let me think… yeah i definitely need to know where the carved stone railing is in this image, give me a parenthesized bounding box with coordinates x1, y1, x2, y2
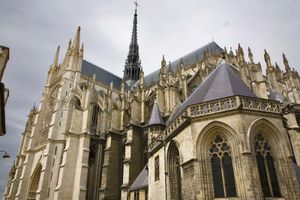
(240, 96, 281, 113)
(148, 96, 281, 153)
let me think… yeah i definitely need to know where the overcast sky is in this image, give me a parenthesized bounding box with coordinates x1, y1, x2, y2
(0, 0, 300, 197)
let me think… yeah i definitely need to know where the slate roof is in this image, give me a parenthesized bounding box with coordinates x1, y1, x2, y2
(269, 90, 284, 103)
(144, 41, 223, 86)
(129, 165, 148, 191)
(170, 62, 257, 121)
(148, 102, 165, 126)
(81, 60, 122, 90)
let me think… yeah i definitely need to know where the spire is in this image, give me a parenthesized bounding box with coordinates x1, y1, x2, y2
(72, 26, 81, 50)
(52, 46, 60, 67)
(148, 100, 165, 126)
(282, 53, 291, 72)
(123, 4, 141, 84)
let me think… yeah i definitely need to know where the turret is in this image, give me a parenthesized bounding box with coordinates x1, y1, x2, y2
(147, 100, 165, 145)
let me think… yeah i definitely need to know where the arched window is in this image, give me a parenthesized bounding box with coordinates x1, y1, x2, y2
(168, 141, 182, 200)
(254, 134, 281, 197)
(209, 135, 236, 198)
(90, 104, 100, 133)
(72, 96, 81, 110)
(27, 164, 42, 200)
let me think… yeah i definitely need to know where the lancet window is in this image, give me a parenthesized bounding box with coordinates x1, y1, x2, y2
(209, 135, 237, 198)
(27, 164, 42, 200)
(168, 141, 182, 200)
(90, 104, 100, 134)
(254, 134, 281, 197)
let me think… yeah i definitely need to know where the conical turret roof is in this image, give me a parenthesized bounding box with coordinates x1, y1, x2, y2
(148, 102, 165, 126)
(171, 62, 257, 121)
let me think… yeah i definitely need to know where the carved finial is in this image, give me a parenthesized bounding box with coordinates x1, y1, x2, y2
(32, 102, 37, 112)
(68, 39, 72, 50)
(264, 49, 272, 68)
(161, 55, 166, 67)
(282, 53, 291, 72)
(248, 47, 254, 63)
(264, 49, 269, 61)
(179, 58, 184, 67)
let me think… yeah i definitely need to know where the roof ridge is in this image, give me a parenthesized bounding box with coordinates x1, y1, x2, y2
(174, 41, 220, 60)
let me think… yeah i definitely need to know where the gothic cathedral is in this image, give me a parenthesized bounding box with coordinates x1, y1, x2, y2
(4, 6, 300, 200)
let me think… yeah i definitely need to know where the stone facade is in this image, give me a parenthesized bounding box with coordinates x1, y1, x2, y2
(3, 7, 300, 200)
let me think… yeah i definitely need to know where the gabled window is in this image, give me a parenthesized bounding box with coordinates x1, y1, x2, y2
(155, 156, 159, 181)
(209, 135, 237, 198)
(254, 134, 281, 197)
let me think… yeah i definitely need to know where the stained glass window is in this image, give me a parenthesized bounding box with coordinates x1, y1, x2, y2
(209, 135, 237, 198)
(254, 134, 281, 197)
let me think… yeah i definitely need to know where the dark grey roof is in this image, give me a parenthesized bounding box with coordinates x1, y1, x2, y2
(269, 90, 284, 103)
(129, 165, 148, 190)
(144, 41, 223, 86)
(171, 62, 257, 121)
(148, 102, 165, 126)
(81, 60, 122, 90)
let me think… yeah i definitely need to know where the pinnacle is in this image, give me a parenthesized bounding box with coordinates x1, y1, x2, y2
(72, 26, 81, 50)
(52, 46, 60, 67)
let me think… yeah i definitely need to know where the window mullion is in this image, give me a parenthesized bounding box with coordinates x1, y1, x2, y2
(264, 155, 274, 197)
(220, 156, 227, 198)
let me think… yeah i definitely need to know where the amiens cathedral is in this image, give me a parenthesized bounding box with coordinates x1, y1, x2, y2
(3, 6, 300, 200)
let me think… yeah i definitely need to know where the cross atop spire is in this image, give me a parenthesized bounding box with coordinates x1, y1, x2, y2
(134, 0, 138, 11)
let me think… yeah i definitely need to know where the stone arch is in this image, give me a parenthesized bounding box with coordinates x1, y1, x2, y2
(196, 121, 240, 158)
(247, 118, 294, 198)
(26, 163, 42, 200)
(167, 139, 183, 164)
(89, 103, 101, 134)
(196, 121, 239, 199)
(167, 140, 182, 200)
(247, 118, 290, 157)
